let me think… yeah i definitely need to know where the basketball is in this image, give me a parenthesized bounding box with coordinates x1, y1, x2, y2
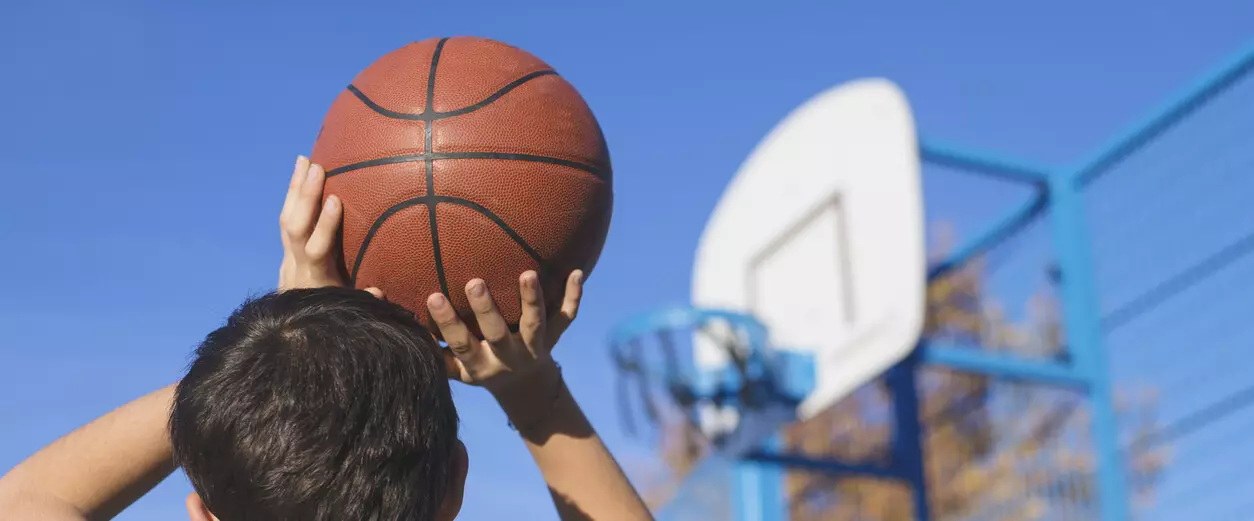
(310, 36, 613, 336)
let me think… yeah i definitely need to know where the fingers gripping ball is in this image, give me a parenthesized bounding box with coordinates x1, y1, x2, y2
(310, 37, 613, 337)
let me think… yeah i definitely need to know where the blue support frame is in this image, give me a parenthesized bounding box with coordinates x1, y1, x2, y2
(918, 139, 1053, 185)
(734, 435, 786, 521)
(1065, 38, 1254, 187)
(625, 38, 1254, 521)
(888, 352, 931, 521)
(702, 148, 1135, 519)
(1045, 172, 1131, 521)
(921, 342, 1088, 388)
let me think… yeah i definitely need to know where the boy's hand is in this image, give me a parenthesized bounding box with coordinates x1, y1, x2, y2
(278, 156, 347, 291)
(427, 270, 583, 395)
(277, 156, 383, 297)
(277, 156, 348, 291)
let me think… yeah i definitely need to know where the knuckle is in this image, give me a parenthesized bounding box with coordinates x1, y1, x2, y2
(450, 344, 483, 362)
(283, 222, 306, 238)
(519, 316, 543, 333)
(434, 315, 462, 331)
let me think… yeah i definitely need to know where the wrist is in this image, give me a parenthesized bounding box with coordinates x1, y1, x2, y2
(491, 359, 565, 431)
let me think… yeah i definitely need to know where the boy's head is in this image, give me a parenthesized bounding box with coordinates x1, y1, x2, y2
(170, 287, 466, 521)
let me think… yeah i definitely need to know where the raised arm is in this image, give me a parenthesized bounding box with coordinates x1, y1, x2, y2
(0, 157, 372, 521)
(494, 358, 652, 520)
(0, 385, 178, 521)
(428, 272, 654, 521)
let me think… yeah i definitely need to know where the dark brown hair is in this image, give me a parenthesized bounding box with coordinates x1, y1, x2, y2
(170, 287, 459, 521)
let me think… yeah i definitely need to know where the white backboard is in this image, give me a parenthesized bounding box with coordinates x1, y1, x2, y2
(692, 78, 925, 423)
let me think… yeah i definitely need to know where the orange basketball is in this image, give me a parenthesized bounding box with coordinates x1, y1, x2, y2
(310, 37, 612, 337)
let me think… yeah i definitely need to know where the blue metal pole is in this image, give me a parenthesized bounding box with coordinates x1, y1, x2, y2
(1066, 38, 1254, 187)
(733, 435, 786, 521)
(888, 351, 931, 521)
(921, 342, 1088, 388)
(1046, 174, 1130, 521)
(728, 316, 786, 521)
(918, 139, 1055, 185)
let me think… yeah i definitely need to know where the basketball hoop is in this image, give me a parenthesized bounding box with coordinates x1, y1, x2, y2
(609, 307, 807, 455)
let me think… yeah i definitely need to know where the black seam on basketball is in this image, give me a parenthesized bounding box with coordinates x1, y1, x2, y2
(428, 200, 448, 296)
(345, 85, 423, 120)
(349, 198, 429, 285)
(326, 154, 426, 176)
(433, 70, 559, 117)
(428, 37, 451, 299)
(437, 152, 606, 180)
(325, 151, 608, 180)
(345, 70, 558, 121)
(348, 195, 550, 286)
(433, 195, 548, 266)
(426, 39, 445, 113)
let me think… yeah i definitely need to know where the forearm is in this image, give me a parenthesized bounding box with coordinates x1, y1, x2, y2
(494, 363, 652, 521)
(522, 392, 651, 521)
(0, 385, 178, 520)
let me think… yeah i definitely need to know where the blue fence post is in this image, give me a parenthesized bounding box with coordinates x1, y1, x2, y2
(733, 434, 786, 521)
(728, 318, 787, 521)
(889, 350, 931, 521)
(1047, 174, 1131, 521)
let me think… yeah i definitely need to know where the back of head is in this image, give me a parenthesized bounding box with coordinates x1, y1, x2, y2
(170, 287, 460, 521)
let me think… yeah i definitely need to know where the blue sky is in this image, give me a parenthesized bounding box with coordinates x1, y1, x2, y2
(1, 1, 1252, 519)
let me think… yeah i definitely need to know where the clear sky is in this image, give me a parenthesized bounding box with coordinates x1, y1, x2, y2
(1, 1, 1252, 520)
